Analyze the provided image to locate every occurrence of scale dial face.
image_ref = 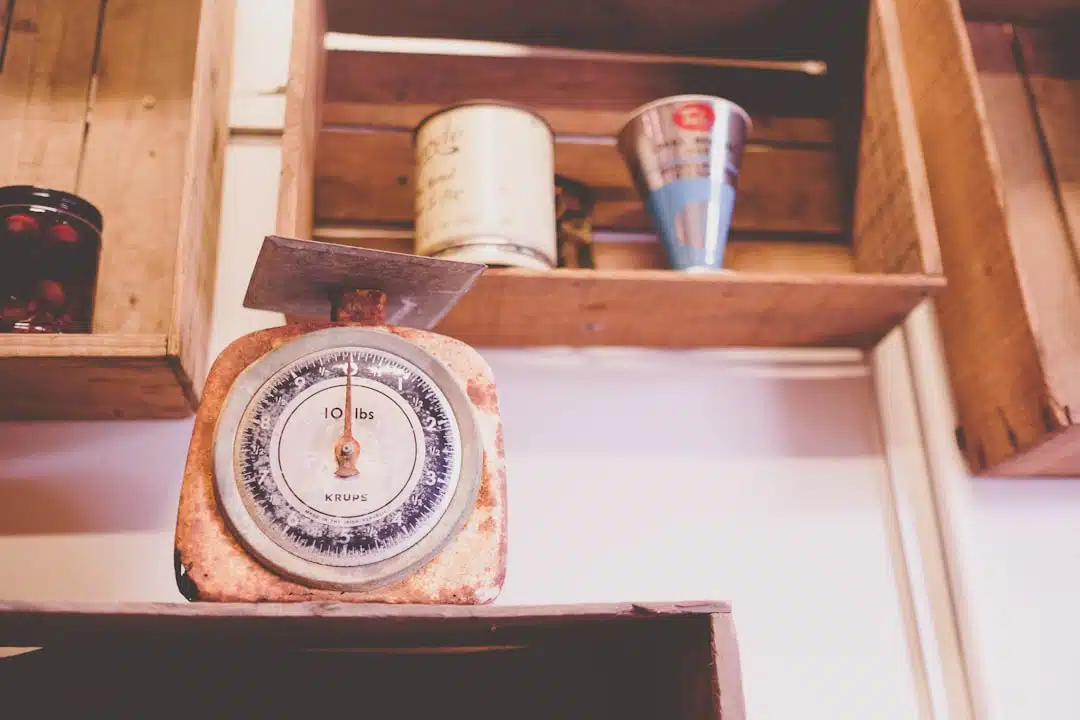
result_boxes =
[213,326,483,591]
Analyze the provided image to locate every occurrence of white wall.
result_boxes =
[0,2,932,719]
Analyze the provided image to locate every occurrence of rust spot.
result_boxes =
[13,19,39,33]
[467,378,498,412]
[479,516,495,533]
[495,425,505,456]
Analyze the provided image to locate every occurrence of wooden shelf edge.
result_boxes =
[433,269,944,350]
[0,333,169,359]
[0,600,732,648]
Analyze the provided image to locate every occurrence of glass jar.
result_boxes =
[0,186,103,334]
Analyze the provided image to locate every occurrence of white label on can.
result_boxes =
[414,106,556,265]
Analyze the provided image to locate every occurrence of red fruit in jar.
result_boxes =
[48,222,79,244]
[39,279,65,309]
[4,214,39,235]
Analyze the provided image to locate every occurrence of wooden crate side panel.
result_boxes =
[314,129,844,237]
[853,0,941,276]
[890,0,1066,473]
[0,0,102,189]
[276,0,326,240]
[169,0,237,403]
[0,355,191,420]
[971,24,1080,457]
[80,0,201,335]
[1016,25,1080,271]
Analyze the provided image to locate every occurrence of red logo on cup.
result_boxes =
[673,103,715,131]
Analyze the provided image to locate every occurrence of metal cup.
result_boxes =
[617,95,752,272]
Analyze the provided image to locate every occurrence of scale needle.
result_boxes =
[334,355,360,478]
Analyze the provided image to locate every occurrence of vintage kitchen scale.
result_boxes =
[173,235,508,604]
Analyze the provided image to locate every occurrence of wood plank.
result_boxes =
[852,0,941,276]
[314,130,845,236]
[323,50,838,126]
[0,600,732,648]
[961,0,1080,22]
[887,2,1072,474]
[325,102,834,146]
[314,229,859,274]
[276,0,326,239]
[1016,25,1080,265]
[0,355,191,420]
[168,0,236,402]
[0,333,166,357]
[323,0,855,58]
[428,268,943,349]
[0,0,101,189]
[78,0,201,335]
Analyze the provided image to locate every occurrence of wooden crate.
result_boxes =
[888,0,1080,475]
[0,0,235,420]
[275,0,946,350]
[0,601,745,719]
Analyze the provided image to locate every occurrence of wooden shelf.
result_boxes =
[278,0,946,352]
[434,267,941,349]
[0,601,745,718]
[0,0,235,420]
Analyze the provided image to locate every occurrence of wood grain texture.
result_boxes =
[323,0,855,58]
[326,101,833,146]
[427,268,942,349]
[168,0,237,402]
[315,229,859,274]
[0,0,101,189]
[0,355,191,420]
[1016,26,1080,262]
[852,0,941,276]
[314,130,844,236]
[0,599,730,648]
[711,614,749,720]
[889,2,1069,474]
[323,49,838,124]
[174,323,508,604]
[276,0,325,239]
[79,0,200,335]
[961,0,1080,22]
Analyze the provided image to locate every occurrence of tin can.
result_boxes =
[617,95,752,272]
[412,101,557,270]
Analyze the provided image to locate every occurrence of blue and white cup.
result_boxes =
[617,95,752,272]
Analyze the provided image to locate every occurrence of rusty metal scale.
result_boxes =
[173,236,508,604]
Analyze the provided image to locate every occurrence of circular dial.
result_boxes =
[213,327,482,591]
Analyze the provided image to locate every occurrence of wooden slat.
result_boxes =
[323,0,854,58]
[0,355,190,420]
[961,0,1080,22]
[314,130,845,235]
[323,50,838,126]
[0,0,101,189]
[891,4,1079,474]
[326,102,834,146]
[78,0,201,335]
[315,229,859,274]
[852,0,940,276]
[0,333,166,357]
[276,0,326,239]
[1016,25,1080,264]
[168,0,236,402]
[429,268,942,349]
[0,600,732,648]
